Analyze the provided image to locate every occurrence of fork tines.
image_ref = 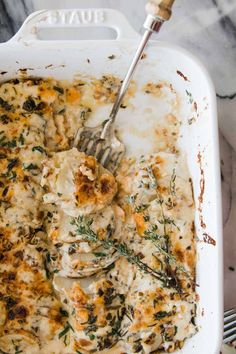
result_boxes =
[224,309,236,343]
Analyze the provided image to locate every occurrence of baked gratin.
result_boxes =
[0,77,197,354]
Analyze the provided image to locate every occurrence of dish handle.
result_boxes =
[9,8,140,42]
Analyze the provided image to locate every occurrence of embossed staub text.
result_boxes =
[47,10,105,25]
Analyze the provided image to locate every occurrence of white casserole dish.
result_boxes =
[0,8,223,354]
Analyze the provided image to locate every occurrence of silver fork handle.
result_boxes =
[100,17,161,139]
[100,0,175,139]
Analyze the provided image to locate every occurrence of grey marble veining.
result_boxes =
[0,0,235,312]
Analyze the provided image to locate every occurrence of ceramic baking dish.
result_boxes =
[0,8,223,354]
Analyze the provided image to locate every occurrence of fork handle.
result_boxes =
[100,0,175,139]
[145,0,175,21]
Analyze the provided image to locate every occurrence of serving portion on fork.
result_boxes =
[73,0,175,172]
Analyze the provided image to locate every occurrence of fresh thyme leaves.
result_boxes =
[144,224,192,280]
[103,287,116,306]
[0,114,10,124]
[18,133,24,145]
[133,342,143,353]
[169,169,176,196]
[84,324,97,336]
[0,133,17,148]
[13,344,23,354]
[144,224,159,238]
[146,166,157,189]
[23,163,38,171]
[126,194,149,213]
[32,145,46,154]
[22,97,46,112]
[72,216,170,285]
[144,215,150,222]
[158,216,180,231]
[96,308,126,350]
[23,97,36,112]
[53,86,64,94]
[7,158,18,171]
[144,225,176,264]
[0,97,12,111]
[135,203,149,213]
[59,308,69,317]
[71,216,97,242]
[58,322,74,339]
[125,193,138,206]
[87,314,97,325]
[154,311,172,320]
[93,252,107,258]
[186,90,194,104]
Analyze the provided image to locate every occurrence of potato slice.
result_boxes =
[41,148,117,216]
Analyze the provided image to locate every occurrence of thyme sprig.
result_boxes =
[144,224,192,279]
[144,225,176,264]
[71,216,171,286]
[169,169,177,196]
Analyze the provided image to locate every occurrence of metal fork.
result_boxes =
[224,309,236,344]
[74,0,175,172]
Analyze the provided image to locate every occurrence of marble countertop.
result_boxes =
[0,0,235,314]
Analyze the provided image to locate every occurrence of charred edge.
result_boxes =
[203,233,216,246]
[176,70,189,82]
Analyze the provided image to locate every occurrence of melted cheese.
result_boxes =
[42,148,117,216]
[0,77,197,354]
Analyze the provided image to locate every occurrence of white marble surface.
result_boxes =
[0,0,235,328]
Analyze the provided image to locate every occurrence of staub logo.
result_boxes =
[47,10,105,25]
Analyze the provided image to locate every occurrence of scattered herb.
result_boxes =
[32,146,46,154]
[4,296,17,310]
[59,308,69,317]
[133,342,143,353]
[23,97,36,112]
[2,186,9,197]
[53,86,64,94]
[72,216,171,286]
[188,117,196,125]
[0,133,17,148]
[7,158,18,171]
[36,101,46,111]
[93,252,107,258]
[0,97,12,111]
[186,90,194,104]
[169,169,176,196]
[23,163,38,171]
[125,194,138,206]
[58,322,74,339]
[135,204,149,213]
[0,114,10,124]
[18,133,24,145]
[9,171,17,180]
[146,166,157,188]
[154,311,171,320]
[88,314,97,325]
